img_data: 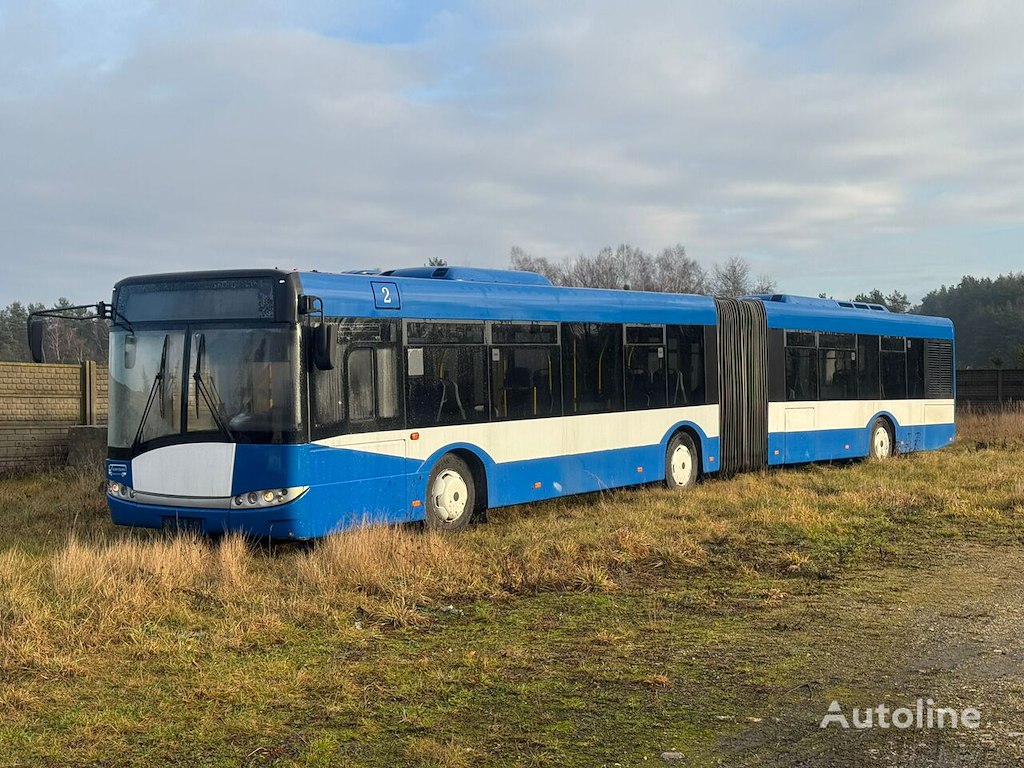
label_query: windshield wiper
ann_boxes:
[131,334,169,450]
[192,333,234,441]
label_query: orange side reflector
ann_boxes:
[773,449,779,455]
[844,444,850,450]
[533,482,542,489]
[410,432,420,441]
[709,456,715,463]
[412,500,422,508]
[636,467,643,473]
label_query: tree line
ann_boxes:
[509,244,778,297]
[2,255,1022,369]
[0,300,107,364]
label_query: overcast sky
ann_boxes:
[2,1,1022,307]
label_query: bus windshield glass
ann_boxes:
[108,326,302,450]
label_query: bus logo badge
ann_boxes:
[108,463,128,478]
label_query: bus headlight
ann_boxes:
[107,480,136,499]
[232,486,308,508]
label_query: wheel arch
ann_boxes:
[420,442,492,517]
[660,420,711,477]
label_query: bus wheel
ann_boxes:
[664,433,698,490]
[869,418,893,460]
[425,454,476,532]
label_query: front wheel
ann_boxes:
[869,418,893,460]
[664,433,698,490]
[425,454,476,532]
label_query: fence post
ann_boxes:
[80,360,97,426]
[997,368,1004,405]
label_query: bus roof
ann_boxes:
[753,295,953,339]
[297,269,952,339]
[110,267,953,340]
[297,269,719,325]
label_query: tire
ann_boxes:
[868,418,894,460]
[425,454,476,532]
[664,432,698,490]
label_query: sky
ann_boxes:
[2,1,1023,307]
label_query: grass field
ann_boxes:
[1,409,1023,767]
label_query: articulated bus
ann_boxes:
[88,267,953,538]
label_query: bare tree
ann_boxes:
[511,245,778,297]
[711,256,752,297]
[654,244,708,294]
[510,247,565,284]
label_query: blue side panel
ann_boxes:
[781,427,868,463]
[770,422,955,465]
[484,444,665,508]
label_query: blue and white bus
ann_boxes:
[90,266,954,538]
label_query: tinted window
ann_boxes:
[626,325,665,346]
[785,348,818,401]
[407,346,488,427]
[562,323,623,414]
[819,332,855,350]
[407,321,484,345]
[491,322,558,345]
[907,338,925,398]
[786,330,816,348]
[818,347,857,399]
[880,337,907,399]
[625,343,666,410]
[491,347,560,419]
[312,319,402,437]
[665,325,706,406]
[856,335,880,399]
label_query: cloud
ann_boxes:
[1,1,1023,307]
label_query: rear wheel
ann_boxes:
[869,418,893,460]
[664,433,698,490]
[425,454,476,532]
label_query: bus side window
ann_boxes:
[491,346,560,420]
[561,323,623,414]
[624,325,665,411]
[856,335,880,399]
[907,338,925,398]
[405,322,488,428]
[880,336,907,399]
[665,325,706,406]
[817,333,856,400]
[784,330,817,401]
[311,318,402,438]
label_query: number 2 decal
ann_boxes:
[371,281,401,309]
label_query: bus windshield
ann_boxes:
[108,326,302,451]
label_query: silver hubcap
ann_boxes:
[670,444,693,486]
[431,469,469,522]
[872,426,891,458]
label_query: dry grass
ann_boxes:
[3,408,1024,680]
[2,411,1024,765]
[957,402,1024,448]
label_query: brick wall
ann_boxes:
[0,361,107,470]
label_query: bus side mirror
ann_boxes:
[312,323,337,370]
[27,317,45,363]
[123,334,137,370]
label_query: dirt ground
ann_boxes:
[712,544,1024,767]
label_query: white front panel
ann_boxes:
[316,404,719,463]
[132,443,236,497]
